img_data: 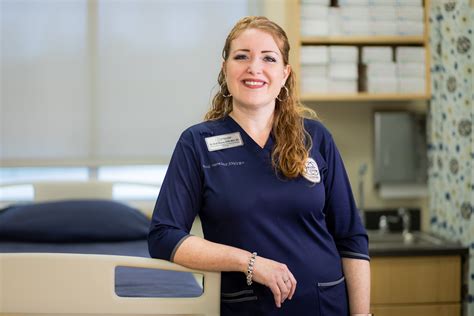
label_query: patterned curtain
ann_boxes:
[428,1,474,315]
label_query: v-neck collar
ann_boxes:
[224,115,274,152]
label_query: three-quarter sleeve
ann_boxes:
[322,132,370,261]
[148,131,202,261]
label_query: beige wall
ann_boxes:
[263,2,430,231]
[309,101,429,231]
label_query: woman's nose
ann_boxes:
[247,59,262,74]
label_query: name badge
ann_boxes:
[303,157,321,183]
[205,132,244,152]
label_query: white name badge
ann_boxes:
[303,157,321,183]
[205,132,244,152]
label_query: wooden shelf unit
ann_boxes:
[301,36,425,45]
[286,0,432,102]
[301,92,431,102]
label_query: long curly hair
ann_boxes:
[204,16,318,179]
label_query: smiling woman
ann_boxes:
[148,16,372,316]
[224,28,290,116]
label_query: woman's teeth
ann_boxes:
[244,81,265,86]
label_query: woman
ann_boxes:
[148,16,371,316]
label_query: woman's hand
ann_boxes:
[251,256,297,308]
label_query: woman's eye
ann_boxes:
[264,56,277,63]
[234,54,248,60]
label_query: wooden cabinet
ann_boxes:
[371,304,460,316]
[370,256,462,316]
[285,0,432,102]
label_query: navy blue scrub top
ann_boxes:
[148,116,369,316]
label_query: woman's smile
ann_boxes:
[242,79,267,89]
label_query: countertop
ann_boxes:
[367,231,469,257]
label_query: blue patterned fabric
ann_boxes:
[428,1,474,314]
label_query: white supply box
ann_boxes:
[369,6,397,21]
[367,77,398,93]
[341,20,370,35]
[396,46,425,62]
[329,46,358,62]
[397,21,424,35]
[397,0,422,6]
[398,78,425,93]
[397,6,423,21]
[362,46,393,63]
[328,79,358,93]
[339,0,370,5]
[301,19,329,36]
[369,0,397,4]
[329,63,358,80]
[340,7,370,20]
[370,21,398,35]
[397,62,425,77]
[301,65,328,78]
[301,46,329,64]
[301,78,329,94]
[367,62,397,77]
[301,0,330,4]
[328,7,342,35]
[301,4,329,20]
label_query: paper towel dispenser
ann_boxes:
[374,111,427,187]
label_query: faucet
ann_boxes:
[357,163,368,227]
[398,207,413,241]
[378,215,389,234]
[378,214,399,234]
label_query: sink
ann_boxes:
[367,231,445,246]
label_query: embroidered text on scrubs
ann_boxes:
[202,161,245,168]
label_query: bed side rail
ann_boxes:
[0,253,220,316]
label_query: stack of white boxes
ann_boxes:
[300,0,330,36]
[362,46,426,94]
[301,46,358,94]
[396,47,426,93]
[328,46,358,93]
[328,7,342,36]
[301,46,329,93]
[396,2,424,35]
[362,46,397,93]
[339,3,370,35]
[335,0,423,36]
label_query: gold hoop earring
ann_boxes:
[276,85,289,102]
[220,82,232,98]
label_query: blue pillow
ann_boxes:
[0,200,150,242]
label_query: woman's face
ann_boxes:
[224,28,290,112]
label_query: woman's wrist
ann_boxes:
[236,250,253,274]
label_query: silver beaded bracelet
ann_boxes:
[246,252,257,286]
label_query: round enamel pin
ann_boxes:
[303,157,321,183]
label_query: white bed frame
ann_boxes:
[0,181,221,316]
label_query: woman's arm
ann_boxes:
[342,258,371,314]
[173,235,297,308]
[173,235,249,272]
